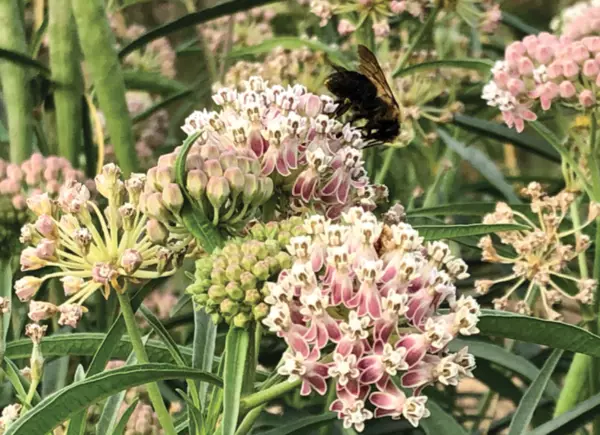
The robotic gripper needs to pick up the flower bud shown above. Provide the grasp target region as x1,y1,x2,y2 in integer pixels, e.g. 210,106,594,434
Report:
226,282,244,301
210,313,222,324
252,261,270,280
155,166,175,190
204,159,223,178
213,255,229,270
265,239,280,256
73,228,92,255
95,164,122,199
195,293,209,305
225,263,242,281
119,203,136,231
15,276,43,301
28,301,58,322
20,247,47,271
157,248,173,274
211,267,227,285
162,183,184,215
219,152,238,169
242,175,259,203
125,173,146,204
265,256,280,275
147,219,169,245
255,177,274,205
208,284,227,301
244,289,261,305
36,239,57,260
252,303,269,321
201,143,221,160
275,252,293,269
222,243,241,258
241,254,258,271
121,249,143,274
35,215,58,239
220,298,239,316
26,193,54,216
224,167,245,194
207,176,231,210
61,276,84,296
187,170,208,201
250,223,266,240
239,271,257,290
145,192,171,222
233,312,252,328
59,214,80,235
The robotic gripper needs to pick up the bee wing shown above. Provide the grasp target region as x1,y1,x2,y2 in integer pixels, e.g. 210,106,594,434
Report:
357,45,400,110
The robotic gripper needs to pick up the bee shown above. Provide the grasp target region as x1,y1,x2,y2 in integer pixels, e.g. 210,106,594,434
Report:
326,45,401,144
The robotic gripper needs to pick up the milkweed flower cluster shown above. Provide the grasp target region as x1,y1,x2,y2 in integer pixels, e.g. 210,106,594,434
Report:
551,0,600,40
181,76,385,222
476,182,600,320
482,32,600,132
186,218,303,327
262,207,479,431
0,404,21,432
15,164,181,328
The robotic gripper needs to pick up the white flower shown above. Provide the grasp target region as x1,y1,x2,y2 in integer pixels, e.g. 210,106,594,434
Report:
382,343,409,375
339,310,370,340
403,396,430,427
278,351,307,381
435,356,462,386
328,352,359,386
341,399,373,432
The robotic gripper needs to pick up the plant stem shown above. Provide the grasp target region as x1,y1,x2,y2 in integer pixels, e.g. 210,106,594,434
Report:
555,353,592,416
240,379,301,411
116,290,176,435
48,0,83,166
375,148,395,185
235,405,265,435
392,6,440,76
70,0,136,174
0,0,33,163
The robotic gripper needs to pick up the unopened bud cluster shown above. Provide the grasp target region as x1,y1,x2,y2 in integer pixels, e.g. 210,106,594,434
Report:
186,217,305,327
477,182,599,319
15,164,180,328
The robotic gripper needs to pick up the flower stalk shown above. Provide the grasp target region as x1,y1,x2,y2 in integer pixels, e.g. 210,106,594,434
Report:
116,289,176,435
240,378,301,412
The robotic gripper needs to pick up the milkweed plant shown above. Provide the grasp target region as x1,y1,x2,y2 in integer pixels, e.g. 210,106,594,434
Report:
1,0,600,434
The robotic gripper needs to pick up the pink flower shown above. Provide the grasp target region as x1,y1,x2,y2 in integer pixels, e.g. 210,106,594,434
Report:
330,387,373,432
278,347,329,395
358,341,409,385
369,379,407,419
337,19,356,36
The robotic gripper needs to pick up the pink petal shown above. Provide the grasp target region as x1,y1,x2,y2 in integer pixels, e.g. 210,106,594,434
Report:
370,392,396,410
320,171,342,196
336,179,350,204
307,375,327,395
360,364,383,384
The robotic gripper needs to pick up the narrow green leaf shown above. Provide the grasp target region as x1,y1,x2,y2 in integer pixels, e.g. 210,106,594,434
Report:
222,328,250,435
257,413,337,435
451,115,561,163
176,389,204,434
420,400,468,435
407,202,531,217
123,70,188,95
41,355,70,397
449,339,560,399
4,358,28,403
478,310,600,358
0,47,50,75
438,128,520,202
530,391,600,435
501,12,542,35
192,306,217,409
131,88,193,125
228,36,351,69
112,399,139,435
393,59,493,78
139,305,186,366
5,364,222,435
29,18,49,58
414,223,529,241
508,349,563,435
119,0,278,58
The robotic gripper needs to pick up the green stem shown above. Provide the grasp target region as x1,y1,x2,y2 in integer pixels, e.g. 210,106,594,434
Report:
554,353,592,417
24,378,40,408
116,291,176,435
392,6,440,76
240,379,301,411
48,0,83,165
0,0,33,163
70,0,136,174
235,405,265,435
375,148,395,185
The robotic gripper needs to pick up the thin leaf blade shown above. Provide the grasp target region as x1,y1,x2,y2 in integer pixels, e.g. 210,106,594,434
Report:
222,328,249,435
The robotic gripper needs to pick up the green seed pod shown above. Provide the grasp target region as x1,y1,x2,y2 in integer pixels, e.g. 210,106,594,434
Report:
226,282,244,301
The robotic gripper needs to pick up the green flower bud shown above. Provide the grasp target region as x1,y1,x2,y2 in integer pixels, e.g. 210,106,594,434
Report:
206,298,220,309
247,241,268,260
249,159,261,175
186,283,204,295
220,298,239,316
276,252,293,269
213,255,228,270
252,303,269,321
264,222,279,239
242,174,259,203
211,267,227,285
224,167,245,195
207,176,230,210
249,223,266,240
186,170,208,201
225,263,242,281
239,271,257,290
208,284,227,301
196,257,213,275
277,232,292,247
220,152,238,169
204,159,223,177
194,294,209,305
265,256,280,275
252,261,270,281
162,183,184,215
198,278,212,289
233,312,252,328
265,239,280,256
226,282,244,301
210,313,222,324
244,289,261,306
222,243,241,258
241,254,258,271
255,178,273,206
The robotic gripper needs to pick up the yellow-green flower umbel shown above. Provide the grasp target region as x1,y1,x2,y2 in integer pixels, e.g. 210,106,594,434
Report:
16,164,181,327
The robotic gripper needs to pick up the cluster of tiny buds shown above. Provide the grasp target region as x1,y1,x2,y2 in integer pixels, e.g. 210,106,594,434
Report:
262,207,478,431
476,182,599,320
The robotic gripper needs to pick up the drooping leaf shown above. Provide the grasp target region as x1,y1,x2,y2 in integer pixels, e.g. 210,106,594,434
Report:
257,413,338,435
118,0,278,58
449,339,560,399
0,48,50,75
5,364,222,435
478,310,600,358
438,129,520,202
139,305,186,366
530,391,600,435
420,400,468,435
508,349,564,435
413,223,528,241
393,59,494,78
222,328,250,435
112,399,139,435
228,36,351,69
451,115,560,163
501,12,543,35
122,70,188,95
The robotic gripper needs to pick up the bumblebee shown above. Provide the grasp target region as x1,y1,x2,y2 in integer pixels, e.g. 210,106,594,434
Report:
326,45,401,144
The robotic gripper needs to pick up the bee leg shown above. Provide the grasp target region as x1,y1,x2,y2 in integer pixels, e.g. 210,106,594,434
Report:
334,100,351,117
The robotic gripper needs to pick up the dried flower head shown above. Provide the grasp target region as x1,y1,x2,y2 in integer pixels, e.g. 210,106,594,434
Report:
477,183,598,319
263,207,478,431
15,164,181,328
